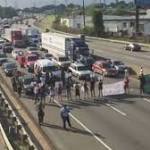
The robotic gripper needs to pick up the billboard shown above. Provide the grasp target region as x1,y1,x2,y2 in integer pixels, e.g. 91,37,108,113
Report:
136,0,150,7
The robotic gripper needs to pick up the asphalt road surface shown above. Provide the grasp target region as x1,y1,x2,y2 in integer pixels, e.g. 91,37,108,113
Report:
1,22,150,150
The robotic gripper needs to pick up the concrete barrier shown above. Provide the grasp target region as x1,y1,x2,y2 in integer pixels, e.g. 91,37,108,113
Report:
0,123,14,150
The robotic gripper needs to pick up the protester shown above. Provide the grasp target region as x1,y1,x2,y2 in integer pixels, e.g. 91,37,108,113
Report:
34,84,39,104
138,73,145,95
124,77,129,94
66,81,72,100
38,107,45,125
90,78,96,98
60,105,72,129
57,83,63,102
75,82,80,100
49,86,55,103
83,80,89,99
98,79,103,97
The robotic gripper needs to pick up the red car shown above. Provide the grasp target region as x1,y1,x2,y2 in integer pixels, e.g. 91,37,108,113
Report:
92,60,118,77
17,53,38,68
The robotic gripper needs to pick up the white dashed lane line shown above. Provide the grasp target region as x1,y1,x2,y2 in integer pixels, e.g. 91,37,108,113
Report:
105,104,127,117
54,99,113,150
143,98,150,103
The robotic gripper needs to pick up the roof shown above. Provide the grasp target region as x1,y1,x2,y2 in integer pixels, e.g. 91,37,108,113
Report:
36,59,55,67
72,62,85,67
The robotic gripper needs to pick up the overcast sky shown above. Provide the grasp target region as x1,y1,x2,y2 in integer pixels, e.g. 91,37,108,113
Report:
0,0,132,8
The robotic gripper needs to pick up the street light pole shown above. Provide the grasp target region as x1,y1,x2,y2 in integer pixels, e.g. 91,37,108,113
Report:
135,0,139,33
83,0,86,28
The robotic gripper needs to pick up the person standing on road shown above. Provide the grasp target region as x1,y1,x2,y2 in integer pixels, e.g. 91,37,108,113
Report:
34,84,39,104
124,77,129,94
38,106,45,126
90,78,96,98
138,73,145,95
75,82,80,100
66,81,72,101
83,80,89,99
57,83,63,102
17,82,22,97
49,86,55,103
60,105,72,129
98,79,103,98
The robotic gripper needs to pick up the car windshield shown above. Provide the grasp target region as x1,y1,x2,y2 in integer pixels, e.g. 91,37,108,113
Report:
5,43,11,46
28,56,37,61
114,61,124,65
43,66,59,72
103,63,111,68
5,63,16,69
77,66,89,71
59,57,69,61
0,54,7,58
28,47,38,51
24,77,34,85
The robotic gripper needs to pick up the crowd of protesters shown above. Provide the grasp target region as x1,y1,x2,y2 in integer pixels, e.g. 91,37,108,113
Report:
10,66,148,128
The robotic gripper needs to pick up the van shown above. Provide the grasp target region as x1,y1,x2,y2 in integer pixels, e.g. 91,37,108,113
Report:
52,55,71,69
34,59,61,79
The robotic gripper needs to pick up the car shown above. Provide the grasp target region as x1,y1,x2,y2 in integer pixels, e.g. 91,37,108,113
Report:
3,42,13,53
110,60,128,73
78,55,95,70
2,61,17,76
26,47,41,58
18,74,35,94
12,49,24,59
68,62,92,80
125,43,141,51
92,60,118,77
52,55,71,69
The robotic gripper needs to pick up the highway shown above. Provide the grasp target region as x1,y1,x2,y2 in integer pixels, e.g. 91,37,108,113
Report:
87,38,150,74
0,22,150,150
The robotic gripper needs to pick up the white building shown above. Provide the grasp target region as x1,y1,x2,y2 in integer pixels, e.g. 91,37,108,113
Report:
60,10,150,35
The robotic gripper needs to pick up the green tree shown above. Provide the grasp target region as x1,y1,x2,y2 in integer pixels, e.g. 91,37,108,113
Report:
92,9,104,37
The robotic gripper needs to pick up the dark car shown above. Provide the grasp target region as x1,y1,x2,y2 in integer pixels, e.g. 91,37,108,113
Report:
125,43,141,51
3,42,13,53
0,53,7,66
18,74,35,94
2,61,17,76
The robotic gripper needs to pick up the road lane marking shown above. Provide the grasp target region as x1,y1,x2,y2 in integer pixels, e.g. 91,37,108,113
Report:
143,98,150,103
105,104,127,117
54,99,113,150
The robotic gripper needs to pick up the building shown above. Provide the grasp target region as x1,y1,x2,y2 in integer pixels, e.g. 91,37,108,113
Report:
60,10,150,35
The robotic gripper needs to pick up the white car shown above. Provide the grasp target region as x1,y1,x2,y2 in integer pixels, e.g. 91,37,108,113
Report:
52,56,71,68
12,49,24,59
69,62,92,80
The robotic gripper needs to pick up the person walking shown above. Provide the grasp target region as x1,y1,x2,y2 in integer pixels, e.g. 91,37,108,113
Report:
138,73,145,95
60,105,72,129
38,107,45,126
98,79,103,98
66,81,72,100
75,82,80,100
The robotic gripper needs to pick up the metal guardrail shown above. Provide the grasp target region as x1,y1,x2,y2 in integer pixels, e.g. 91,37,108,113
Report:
0,91,38,150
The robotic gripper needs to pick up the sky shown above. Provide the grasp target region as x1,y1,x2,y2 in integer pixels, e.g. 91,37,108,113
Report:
0,0,132,8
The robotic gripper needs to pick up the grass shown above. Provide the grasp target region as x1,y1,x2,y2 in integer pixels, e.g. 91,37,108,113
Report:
36,15,55,32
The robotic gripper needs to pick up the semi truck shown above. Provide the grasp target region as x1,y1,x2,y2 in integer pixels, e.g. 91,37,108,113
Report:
4,29,25,48
41,32,90,61
23,27,41,46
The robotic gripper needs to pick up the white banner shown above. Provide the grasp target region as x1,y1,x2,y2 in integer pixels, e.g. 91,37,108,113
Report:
103,81,125,96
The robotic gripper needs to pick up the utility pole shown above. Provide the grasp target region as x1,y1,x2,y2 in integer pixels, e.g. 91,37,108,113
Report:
135,0,139,33
83,0,86,28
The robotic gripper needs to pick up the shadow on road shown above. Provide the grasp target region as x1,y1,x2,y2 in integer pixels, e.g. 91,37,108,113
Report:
42,123,105,139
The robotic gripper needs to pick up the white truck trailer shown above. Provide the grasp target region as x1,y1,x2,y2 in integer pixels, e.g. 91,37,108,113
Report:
41,32,89,61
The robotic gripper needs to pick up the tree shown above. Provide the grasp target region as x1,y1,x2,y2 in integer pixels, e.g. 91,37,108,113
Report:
92,9,104,37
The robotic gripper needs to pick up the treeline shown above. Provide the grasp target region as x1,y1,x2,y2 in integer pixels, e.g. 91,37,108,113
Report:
0,6,17,18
